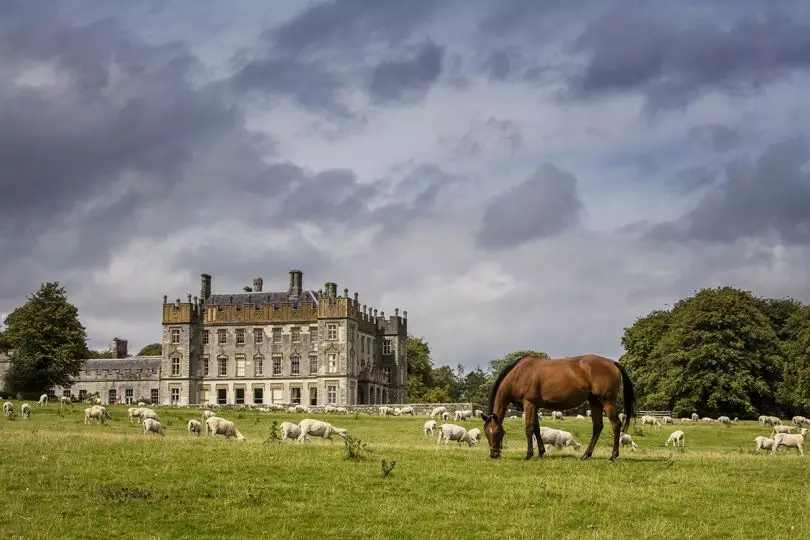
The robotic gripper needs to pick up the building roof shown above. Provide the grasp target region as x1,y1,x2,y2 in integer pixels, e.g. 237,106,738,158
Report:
204,289,320,309
81,357,162,370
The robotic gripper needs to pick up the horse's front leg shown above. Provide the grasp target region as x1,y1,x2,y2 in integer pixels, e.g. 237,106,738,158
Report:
582,394,604,460
523,402,538,460
534,411,545,458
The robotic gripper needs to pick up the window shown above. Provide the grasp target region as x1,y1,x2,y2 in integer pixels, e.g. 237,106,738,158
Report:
328,353,337,373
384,367,391,383
310,387,318,406
360,336,364,352
327,385,337,405
108,389,117,404
235,388,245,405
218,356,227,377
171,387,180,404
171,328,180,344
78,389,87,400
348,326,355,343
309,355,318,374
202,330,209,344
254,356,263,376
310,326,318,342
125,389,133,405
171,357,181,376
272,328,282,343
236,328,245,345
201,386,210,405
253,387,264,404
150,389,158,403
291,327,300,343
202,355,209,376
291,354,300,375
327,324,337,340
236,355,246,377
218,329,227,344
217,388,227,405
290,387,301,405
63,389,72,397
272,355,282,376
383,339,392,355
254,328,263,344
270,386,283,404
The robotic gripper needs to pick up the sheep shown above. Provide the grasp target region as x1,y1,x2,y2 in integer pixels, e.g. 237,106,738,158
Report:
431,406,447,418
620,432,639,451
21,403,31,419
127,407,143,424
551,411,564,421
755,436,775,452
772,425,795,437
641,415,661,428
38,394,48,406
454,409,473,422
84,405,110,425
4,401,14,418
143,418,165,436
206,416,246,440
441,411,450,422
701,417,714,423
281,421,303,442
764,416,782,426
297,418,347,443
662,416,675,425
60,396,72,407
691,413,699,421
771,428,807,455
792,416,809,427
586,410,592,418
336,407,348,414
140,409,159,423
466,427,482,446
287,406,298,413
758,415,768,426
717,416,731,425
424,419,437,436
187,419,202,436
379,406,393,416
537,427,582,451
137,401,146,406
294,405,309,413
665,430,685,447
619,413,626,423
324,405,337,413
399,405,415,416
576,414,585,420
436,423,474,448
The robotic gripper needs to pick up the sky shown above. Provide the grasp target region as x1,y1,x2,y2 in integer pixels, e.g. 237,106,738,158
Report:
2,0,810,369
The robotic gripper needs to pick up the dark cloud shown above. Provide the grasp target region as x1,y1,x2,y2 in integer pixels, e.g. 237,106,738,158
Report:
648,139,810,244
368,40,444,104
455,117,524,156
477,164,583,250
688,125,743,153
669,166,717,194
568,8,810,109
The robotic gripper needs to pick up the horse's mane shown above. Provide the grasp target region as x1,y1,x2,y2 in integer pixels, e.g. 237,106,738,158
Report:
487,355,531,415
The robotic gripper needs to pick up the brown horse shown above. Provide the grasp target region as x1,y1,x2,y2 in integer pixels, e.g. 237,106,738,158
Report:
480,353,635,461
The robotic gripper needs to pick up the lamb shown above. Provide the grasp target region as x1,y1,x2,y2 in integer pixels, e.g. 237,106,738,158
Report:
792,416,809,427
281,421,303,442
441,411,450,422
662,416,675,425
399,406,415,416
641,415,662,428
60,396,72,407
551,411,564,421
576,414,585,420
84,405,110,425
431,406,447,418
206,416,246,440
466,427,482,446
717,416,731,425
771,428,807,455
691,413,699,421
424,419,437,436
297,418,347,443
772,425,795,437
665,430,685,447
620,432,639,451
436,423,474,448
537,427,581,451
4,401,14,418
38,394,48,406
187,419,202,436
143,418,165,436
21,402,31,419
755,436,775,452
454,409,473,422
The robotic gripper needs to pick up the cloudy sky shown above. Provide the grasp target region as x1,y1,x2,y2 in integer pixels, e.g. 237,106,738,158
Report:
2,0,810,368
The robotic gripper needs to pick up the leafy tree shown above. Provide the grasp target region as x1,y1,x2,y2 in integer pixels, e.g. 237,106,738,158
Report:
755,297,803,340
2,282,88,393
779,306,810,414
137,343,162,356
459,367,490,406
85,348,114,359
407,335,434,401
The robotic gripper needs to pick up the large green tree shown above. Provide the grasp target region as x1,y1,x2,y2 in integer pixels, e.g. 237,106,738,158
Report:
406,335,434,402
137,343,162,356
779,306,810,413
2,282,88,393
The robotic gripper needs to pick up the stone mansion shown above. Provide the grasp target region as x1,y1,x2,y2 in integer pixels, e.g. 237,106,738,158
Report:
12,270,409,407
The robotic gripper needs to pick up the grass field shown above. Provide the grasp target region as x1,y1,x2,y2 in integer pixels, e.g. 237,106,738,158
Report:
1,403,808,540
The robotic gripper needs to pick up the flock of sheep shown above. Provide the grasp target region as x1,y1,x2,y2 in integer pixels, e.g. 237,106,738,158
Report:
754,415,809,455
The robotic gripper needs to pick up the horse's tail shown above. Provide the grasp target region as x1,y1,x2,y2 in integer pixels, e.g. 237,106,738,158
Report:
616,361,635,433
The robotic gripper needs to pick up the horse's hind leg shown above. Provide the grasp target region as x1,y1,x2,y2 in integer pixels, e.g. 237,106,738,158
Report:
523,402,539,460
603,401,621,461
534,410,545,458
582,395,604,461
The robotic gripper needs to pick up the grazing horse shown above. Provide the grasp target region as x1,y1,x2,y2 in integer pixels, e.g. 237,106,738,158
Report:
480,354,635,461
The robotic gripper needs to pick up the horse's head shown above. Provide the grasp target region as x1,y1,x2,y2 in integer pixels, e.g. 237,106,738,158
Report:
480,412,505,459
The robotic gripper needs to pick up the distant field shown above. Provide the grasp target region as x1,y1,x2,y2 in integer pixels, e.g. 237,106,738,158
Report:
1,403,808,540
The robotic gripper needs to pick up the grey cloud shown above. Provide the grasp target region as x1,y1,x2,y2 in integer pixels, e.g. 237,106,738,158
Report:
477,164,583,250
669,166,717,194
368,40,444,104
688,125,743,153
648,139,810,244
455,117,524,156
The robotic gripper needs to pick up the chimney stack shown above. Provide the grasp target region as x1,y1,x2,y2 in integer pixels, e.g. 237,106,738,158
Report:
112,337,128,359
253,277,263,292
200,273,212,300
289,270,303,299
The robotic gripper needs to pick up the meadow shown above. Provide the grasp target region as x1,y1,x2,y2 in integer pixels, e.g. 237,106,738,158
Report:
0,403,808,540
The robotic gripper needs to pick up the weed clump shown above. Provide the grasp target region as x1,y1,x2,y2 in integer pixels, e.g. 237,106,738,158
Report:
344,434,370,461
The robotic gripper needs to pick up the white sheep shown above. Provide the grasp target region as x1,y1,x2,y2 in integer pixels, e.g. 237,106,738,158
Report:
137,401,146,406
127,407,143,424
281,421,303,442
619,413,626,423
691,413,699,421
294,405,309,413
436,423,473,448
764,416,782,426
431,406,447,418
620,432,639,451
60,396,72,407
537,427,581,451
576,414,585,420
701,417,714,423
140,409,159,423
84,405,110,425
441,411,450,422
454,409,473,422
38,394,48,406
3,401,14,418
324,405,337,413
641,415,662,428
206,416,246,440
143,418,165,436
466,427,481,446
717,416,731,425
398,405,415,416
772,425,795,437
662,416,674,425
586,410,592,418
755,436,775,452
665,430,685,447
424,419,437,436
379,406,393,416
335,407,348,414
21,402,31,419
551,411,564,421
771,428,807,455
297,418,347,442
792,416,809,427
187,419,202,436
758,415,768,426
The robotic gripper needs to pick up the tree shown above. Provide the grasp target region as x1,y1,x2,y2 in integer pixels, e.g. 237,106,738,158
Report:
137,343,162,356
85,348,114,359
407,335,434,402
2,282,88,394
779,306,810,414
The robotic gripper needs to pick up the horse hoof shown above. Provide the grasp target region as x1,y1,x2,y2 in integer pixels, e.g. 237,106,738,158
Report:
580,454,591,461
525,454,533,461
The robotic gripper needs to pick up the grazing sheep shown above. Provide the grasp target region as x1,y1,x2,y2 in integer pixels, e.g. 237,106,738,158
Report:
717,416,731,425
576,414,585,420
424,419,437,437
771,428,807,455
137,401,146,406
436,423,473,448
38,394,48,406
431,406,447,418
336,407,348,414
206,416,246,440
691,413,699,421
143,418,165,436
139,409,159,423
620,432,639,451
551,411,564,421
758,415,768,426
665,430,685,447
619,413,626,423
59,396,72,407
586,410,592,418
701,417,714,423
297,419,347,443
324,405,337,413
187,419,202,436
764,416,782,426
662,416,674,425
680,417,692,422
772,425,795,437
537,427,582,451
792,416,809,427
287,406,298,413
127,407,143,424
441,411,450,422
21,403,31,419
379,406,393,416
3,401,13,418
84,405,110,425
467,427,482,446
294,405,309,413
755,436,775,452
399,406,415,416
641,415,662,428
281,421,303,442
454,409,473,422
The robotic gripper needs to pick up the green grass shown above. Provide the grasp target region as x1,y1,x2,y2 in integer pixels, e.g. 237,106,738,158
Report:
1,403,808,540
